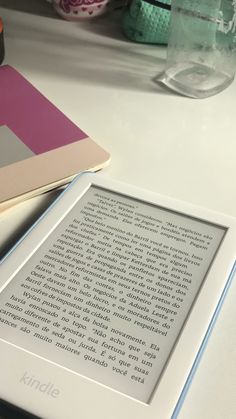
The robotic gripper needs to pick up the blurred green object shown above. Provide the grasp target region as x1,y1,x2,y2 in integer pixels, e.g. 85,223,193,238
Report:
122,0,171,44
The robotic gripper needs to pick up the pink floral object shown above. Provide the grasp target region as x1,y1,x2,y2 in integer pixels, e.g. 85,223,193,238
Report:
53,0,110,19
59,0,104,13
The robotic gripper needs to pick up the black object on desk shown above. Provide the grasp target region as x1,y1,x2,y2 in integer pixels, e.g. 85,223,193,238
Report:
0,17,5,64
0,398,39,419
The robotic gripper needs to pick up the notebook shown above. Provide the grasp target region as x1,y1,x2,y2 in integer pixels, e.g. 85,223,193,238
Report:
0,65,110,211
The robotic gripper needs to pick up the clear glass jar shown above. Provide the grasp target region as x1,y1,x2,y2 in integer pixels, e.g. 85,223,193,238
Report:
159,0,236,98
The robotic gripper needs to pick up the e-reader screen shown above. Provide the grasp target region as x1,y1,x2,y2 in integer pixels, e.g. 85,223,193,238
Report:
0,185,226,402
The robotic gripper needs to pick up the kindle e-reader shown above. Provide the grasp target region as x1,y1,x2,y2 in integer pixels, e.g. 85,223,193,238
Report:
0,173,235,419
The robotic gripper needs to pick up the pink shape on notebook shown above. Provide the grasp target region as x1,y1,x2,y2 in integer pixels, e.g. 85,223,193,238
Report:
0,65,86,154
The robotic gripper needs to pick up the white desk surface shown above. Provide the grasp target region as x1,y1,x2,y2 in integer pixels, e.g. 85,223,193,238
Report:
0,1,236,418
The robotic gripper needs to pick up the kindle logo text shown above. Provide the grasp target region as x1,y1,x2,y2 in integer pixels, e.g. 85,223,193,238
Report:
19,372,60,398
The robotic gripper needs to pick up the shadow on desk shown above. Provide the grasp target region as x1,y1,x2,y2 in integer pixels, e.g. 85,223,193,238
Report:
0,188,63,262
0,0,59,18
8,24,169,94
0,2,171,95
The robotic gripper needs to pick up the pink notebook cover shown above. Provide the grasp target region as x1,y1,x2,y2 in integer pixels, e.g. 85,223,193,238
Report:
0,65,110,210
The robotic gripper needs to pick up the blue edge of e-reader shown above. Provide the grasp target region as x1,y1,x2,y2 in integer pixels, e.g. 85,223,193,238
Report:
172,260,236,418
